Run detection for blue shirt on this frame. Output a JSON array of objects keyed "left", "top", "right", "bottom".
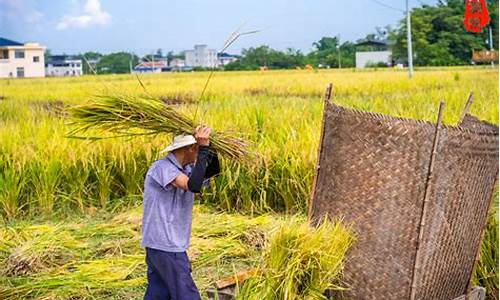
[{"left": 141, "top": 153, "right": 195, "bottom": 252}]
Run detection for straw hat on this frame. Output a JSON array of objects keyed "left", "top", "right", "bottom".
[{"left": 160, "top": 134, "right": 197, "bottom": 153}]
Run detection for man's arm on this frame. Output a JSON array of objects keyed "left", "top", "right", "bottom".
[
  {"left": 205, "top": 149, "right": 220, "bottom": 179},
  {"left": 171, "top": 146, "right": 211, "bottom": 193},
  {"left": 172, "top": 126, "right": 211, "bottom": 193}
]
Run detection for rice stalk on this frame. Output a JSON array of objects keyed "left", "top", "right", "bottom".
[
  {"left": 67, "top": 93, "right": 250, "bottom": 162},
  {"left": 236, "top": 218, "right": 356, "bottom": 300},
  {"left": 0, "top": 206, "right": 295, "bottom": 299},
  {"left": 474, "top": 198, "right": 499, "bottom": 300},
  {"left": 0, "top": 225, "right": 84, "bottom": 276}
]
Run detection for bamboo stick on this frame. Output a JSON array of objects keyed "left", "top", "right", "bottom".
[
  {"left": 308, "top": 83, "right": 333, "bottom": 223},
  {"left": 409, "top": 101, "right": 445, "bottom": 300},
  {"left": 459, "top": 92, "right": 474, "bottom": 123}
]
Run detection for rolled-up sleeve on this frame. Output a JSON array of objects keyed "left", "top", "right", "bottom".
[{"left": 148, "top": 161, "right": 181, "bottom": 189}]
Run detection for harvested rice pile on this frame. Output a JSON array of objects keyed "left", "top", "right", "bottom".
[{"left": 236, "top": 219, "right": 355, "bottom": 300}]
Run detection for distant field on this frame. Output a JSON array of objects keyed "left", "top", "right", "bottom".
[
  {"left": 0, "top": 67, "right": 498, "bottom": 217},
  {"left": 0, "top": 67, "right": 498, "bottom": 299}
]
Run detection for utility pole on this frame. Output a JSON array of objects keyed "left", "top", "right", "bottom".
[
  {"left": 406, "top": 0, "right": 414, "bottom": 78},
  {"left": 337, "top": 45, "right": 342, "bottom": 69},
  {"left": 488, "top": 25, "right": 495, "bottom": 68},
  {"left": 129, "top": 53, "right": 134, "bottom": 74},
  {"left": 152, "top": 50, "right": 155, "bottom": 72}
]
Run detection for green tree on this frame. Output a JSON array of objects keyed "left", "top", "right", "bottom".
[
  {"left": 96, "top": 52, "right": 139, "bottom": 74},
  {"left": 225, "top": 46, "right": 305, "bottom": 70},
  {"left": 391, "top": 0, "right": 498, "bottom": 66},
  {"left": 79, "top": 51, "right": 102, "bottom": 74},
  {"left": 313, "top": 36, "right": 339, "bottom": 51},
  {"left": 44, "top": 49, "right": 52, "bottom": 62},
  {"left": 307, "top": 36, "right": 357, "bottom": 68}
]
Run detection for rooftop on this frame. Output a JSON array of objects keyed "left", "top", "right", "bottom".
[
  {"left": 46, "top": 55, "right": 82, "bottom": 65},
  {"left": 355, "top": 39, "right": 393, "bottom": 47},
  {"left": 217, "top": 52, "right": 239, "bottom": 58},
  {"left": 135, "top": 61, "right": 168, "bottom": 68},
  {"left": 0, "top": 37, "right": 24, "bottom": 47}
]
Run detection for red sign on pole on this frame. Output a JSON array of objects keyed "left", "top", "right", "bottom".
[{"left": 464, "top": 0, "right": 491, "bottom": 33}]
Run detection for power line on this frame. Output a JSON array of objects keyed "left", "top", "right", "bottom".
[
  {"left": 417, "top": 0, "right": 433, "bottom": 6},
  {"left": 368, "top": 0, "right": 405, "bottom": 13}
]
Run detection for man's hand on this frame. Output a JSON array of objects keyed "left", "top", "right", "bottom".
[{"left": 194, "top": 125, "right": 211, "bottom": 146}]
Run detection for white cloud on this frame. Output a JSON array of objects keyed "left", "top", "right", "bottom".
[
  {"left": 0, "top": 0, "right": 44, "bottom": 24},
  {"left": 56, "top": 0, "right": 111, "bottom": 30}
]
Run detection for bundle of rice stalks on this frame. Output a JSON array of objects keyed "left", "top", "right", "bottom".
[
  {"left": 236, "top": 219, "right": 355, "bottom": 300},
  {"left": 68, "top": 94, "right": 249, "bottom": 162}
]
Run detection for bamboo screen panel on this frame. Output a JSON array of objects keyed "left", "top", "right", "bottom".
[{"left": 310, "top": 102, "right": 498, "bottom": 300}]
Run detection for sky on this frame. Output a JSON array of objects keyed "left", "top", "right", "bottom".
[{"left": 0, "top": 0, "right": 438, "bottom": 56}]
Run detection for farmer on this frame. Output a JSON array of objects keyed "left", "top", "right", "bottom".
[{"left": 141, "top": 126, "right": 220, "bottom": 300}]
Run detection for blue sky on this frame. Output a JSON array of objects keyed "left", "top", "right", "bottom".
[{"left": 1, "top": 0, "right": 437, "bottom": 56}]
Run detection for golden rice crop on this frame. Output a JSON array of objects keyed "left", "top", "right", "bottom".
[
  {"left": 0, "top": 67, "right": 497, "bottom": 298},
  {"left": 236, "top": 218, "right": 355, "bottom": 300}
]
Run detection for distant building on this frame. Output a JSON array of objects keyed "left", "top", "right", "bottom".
[
  {"left": 217, "top": 52, "right": 238, "bottom": 67},
  {"left": 45, "top": 55, "right": 83, "bottom": 77},
  {"left": 133, "top": 61, "right": 170, "bottom": 73},
  {"left": 0, "top": 37, "right": 45, "bottom": 78},
  {"left": 355, "top": 40, "right": 393, "bottom": 69},
  {"left": 152, "top": 54, "right": 168, "bottom": 62},
  {"left": 169, "top": 58, "right": 185, "bottom": 68},
  {"left": 185, "top": 45, "right": 217, "bottom": 68}
]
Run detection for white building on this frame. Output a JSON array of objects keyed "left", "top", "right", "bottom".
[
  {"left": 45, "top": 55, "right": 83, "bottom": 77},
  {"left": 356, "top": 51, "right": 392, "bottom": 68},
  {"left": 0, "top": 37, "right": 45, "bottom": 78},
  {"left": 355, "top": 40, "right": 393, "bottom": 69},
  {"left": 133, "top": 61, "right": 169, "bottom": 73},
  {"left": 169, "top": 58, "right": 185, "bottom": 68},
  {"left": 185, "top": 45, "right": 217, "bottom": 68},
  {"left": 217, "top": 52, "right": 238, "bottom": 67}
]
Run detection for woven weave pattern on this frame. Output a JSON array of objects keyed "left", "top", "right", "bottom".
[
  {"left": 310, "top": 103, "right": 498, "bottom": 300},
  {"left": 415, "top": 116, "right": 498, "bottom": 300}
]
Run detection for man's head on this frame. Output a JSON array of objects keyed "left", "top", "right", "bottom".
[
  {"left": 173, "top": 143, "right": 199, "bottom": 165},
  {"left": 161, "top": 127, "right": 212, "bottom": 166},
  {"left": 161, "top": 134, "right": 198, "bottom": 164}
]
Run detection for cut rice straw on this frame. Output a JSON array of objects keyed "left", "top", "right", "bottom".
[{"left": 67, "top": 93, "right": 250, "bottom": 163}]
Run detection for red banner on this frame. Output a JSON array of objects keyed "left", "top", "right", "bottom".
[{"left": 464, "top": 0, "right": 490, "bottom": 33}]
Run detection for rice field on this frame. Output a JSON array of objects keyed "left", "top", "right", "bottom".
[
  {"left": 0, "top": 206, "right": 301, "bottom": 299},
  {"left": 0, "top": 67, "right": 498, "bottom": 299}
]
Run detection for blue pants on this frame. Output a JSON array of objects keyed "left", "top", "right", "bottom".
[{"left": 144, "top": 248, "right": 201, "bottom": 300}]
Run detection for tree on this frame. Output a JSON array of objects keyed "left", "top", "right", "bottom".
[
  {"left": 313, "top": 37, "right": 339, "bottom": 51},
  {"left": 166, "top": 51, "right": 175, "bottom": 64},
  {"left": 307, "top": 36, "right": 357, "bottom": 68},
  {"left": 156, "top": 48, "right": 163, "bottom": 57},
  {"left": 79, "top": 51, "right": 103, "bottom": 74},
  {"left": 391, "top": 0, "right": 498, "bottom": 66},
  {"left": 225, "top": 46, "right": 305, "bottom": 70},
  {"left": 44, "top": 49, "right": 52, "bottom": 62},
  {"left": 96, "top": 52, "right": 139, "bottom": 74}
]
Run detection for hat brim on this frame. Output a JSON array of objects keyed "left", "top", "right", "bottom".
[{"left": 160, "top": 140, "right": 197, "bottom": 153}]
